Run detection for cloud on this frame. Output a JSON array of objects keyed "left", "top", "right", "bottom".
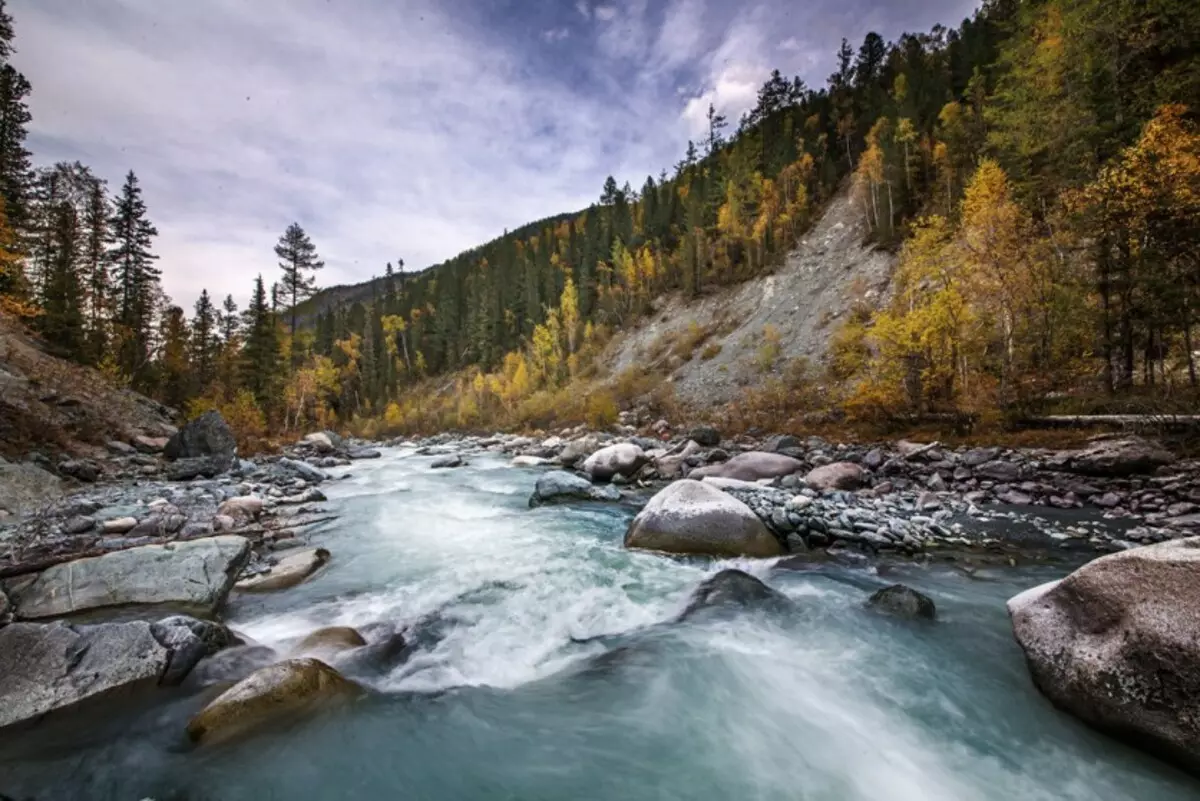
[{"left": 9, "top": 0, "right": 982, "bottom": 313}]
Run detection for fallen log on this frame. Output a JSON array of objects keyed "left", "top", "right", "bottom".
[{"left": 1018, "top": 415, "right": 1200, "bottom": 431}]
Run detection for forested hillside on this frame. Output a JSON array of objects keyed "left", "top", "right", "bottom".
[{"left": 0, "top": 0, "right": 1196, "bottom": 445}]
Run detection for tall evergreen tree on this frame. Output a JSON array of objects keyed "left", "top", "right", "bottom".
[
  {"left": 0, "top": 0, "right": 31, "bottom": 253},
  {"left": 158, "top": 304, "right": 191, "bottom": 409},
  {"left": 274, "top": 221, "right": 324, "bottom": 338},
  {"left": 37, "top": 200, "right": 83, "bottom": 357},
  {"left": 108, "top": 170, "right": 160, "bottom": 386},
  {"left": 191, "top": 289, "right": 219, "bottom": 391},
  {"left": 241, "top": 274, "right": 282, "bottom": 409},
  {"left": 81, "top": 175, "right": 109, "bottom": 363},
  {"left": 219, "top": 294, "right": 239, "bottom": 343}
]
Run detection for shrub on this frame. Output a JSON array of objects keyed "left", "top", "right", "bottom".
[
  {"left": 755, "top": 324, "right": 783, "bottom": 372},
  {"left": 586, "top": 391, "right": 619, "bottom": 428},
  {"left": 700, "top": 342, "right": 722, "bottom": 360}
]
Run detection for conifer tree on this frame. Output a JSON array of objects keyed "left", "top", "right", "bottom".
[
  {"left": 108, "top": 170, "right": 160, "bottom": 386},
  {"left": 158, "top": 304, "right": 191, "bottom": 409},
  {"left": 37, "top": 200, "right": 83, "bottom": 357},
  {"left": 191, "top": 289, "right": 219, "bottom": 391},
  {"left": 241, "top": 274, "right": 282, "bottom": 410},
  {"left": 81, "top": 175, "right": 109, "bottom": 363},
  {"left": 275, "top": 221, "right": 324, "bottom": 338}
]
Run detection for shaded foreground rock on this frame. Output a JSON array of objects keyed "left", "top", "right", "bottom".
[
  {"left": 1008, "top": 538, "right": 1200, "bottom": 774},
  {"left": 235, "top": 548, "right": 330, "bottom": 592},
  {"left": 624, "top": 479, "right": 783, "bottom": 557},
  {"left": 0, "top": 617, "right": 228, "bottom": 730},
  {"left": 164, "top": 410, "right": 237, "bottom": 470},
  {"left": 529, "top": 471, "right": 621, "bottom": 507},
  {"left": 186, "top": 657, "right": 361, "bottom": 746},
  {"left": 9, "top": 536, "right": 251, "bottom": 620},
  {"left": 679, "top": 569, "right": 790, "bottom": 621},
  {"left": 866, "top": 584, "right": 936, "bottom": 620},
  {"left": 689, "top": 451, "right": 804, "bottom": 482}
]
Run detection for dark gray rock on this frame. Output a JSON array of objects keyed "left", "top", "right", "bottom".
[
  {"left": 278, "top": 457, "right": 328, "bottom": 483},
  {"left": 150, "top": 616, "right": 235, "bottom": 685},
  {"left": 530, "top": 471, "right": 621, "bottom": 507},
  {"left": 866, "top": 584, "right": 936, "bottom": 620},
  {"left": 348, "top": 448, "right": 382, "bottom": 460},
  {"left": 764, "top": 434, "right": 801, "bottom": 453},
  {"left": 430, "top": 454, "right": 464, "bottom": 469},
  {"left": 63, "top": 515, "right": 96, "bottom": 535},
  {"left": 975, "top": 460, "right": 1021, "bottom": 482},
  {"left": 687, "top": 426, "right": 721, "bottom": 447},
  {"left": 963, "top": 447, "right": 1000, "bottom": 467},
  {"left": 678, "top": 569, "right": 791, "bottom": 621},
  {"left": 166, "top": 456, "right": 229, "bottom": 481},
  {"left": 164, "top": 411, "right": 236, "bottom": 472},
  {"left": 1062, "top": 437, "right": 1176, "bottom": 478},
  {"left": 863, "top": 448, "right": 885, "bottom": 470},
  {"left": 58, "top": 459, "right": 99, "bottom": 483}
]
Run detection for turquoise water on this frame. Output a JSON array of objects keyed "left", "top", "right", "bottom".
[{"left": 1, "top": 449, "right": 1197, "bottom": 800}]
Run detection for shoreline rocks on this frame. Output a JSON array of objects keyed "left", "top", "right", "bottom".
[{"left": 529, "top": 471, "right": 621, "bottom": 507}]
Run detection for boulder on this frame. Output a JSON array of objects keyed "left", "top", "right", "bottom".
[
  {"left": 654, "top": 440, "right": 701, "bottom": 480},
  {"left": 581, "top": 443, "right": 645, "bottom": 483},
  {"left": 558, "top": 436, "right": 602, "bottom": 468},
  {"left": 687, "top": 426, "right": 721, "bottom": 447},
  {"left": 235, "top": 548, "right": 330, "bottom": 592},
  {"left": 303, "top": 432, "right": 337, "bottom": 453},
  {"left": 292, "top": 626, "right": 367, "bottom": 657},
  {"left": 164, "top": 411, "right": 237, "bottom": 472},
  {"left": 185, "top": 658, "right": 361, "bottom": 746},
  {"left": 218, "top": 496, "right": 264, "bottom": 521},
  {"left": 102, "top": 516, "right": 138, "bottom": 534},
  {"left": 866, "top": 585, "right": 936, "bottom": 620},
  {"left": 529, "top": 471, "right": 621, "bottom": 507},
  {"left": 332, "top": 630, "right": 410, "bottom": 678},
  {"left": 1062, "top": 437, "right": 1176, "bottom": 478},
  {"left": 278, "top": 457, "right": 328, "bottom": 483},
  {"left": 624, "top": 480, "right": 783, "bottom": 558},
  {"left": 511, "top": 455, "right": 553, "bottom": 468},
  {"left": 58, "top": 459, "right": 99, "bottom": 483},
  {"left": 804, "top": 462, "right": 867, "bottom": 491},
  {"left": 678, "top": 569, "right": 791, "bottom": 621},
  {"left": 688, "top": 451, "right": 804, "bottom": 482},
  {"left": 430, "top": 454, "right": 464, "bottom": 469},
  {"left": 0, "top": 617, "right": 229, "bottom": 729},
  {"left": 347, "top": 448, "right": 381, "bottom": 460},
  {"left": 9, "top": 536, "right": 251, "bottom": 620},
  {"left": 132, "top": 435, "right": 169, "bottom": 454},
  {"left": 1008, "top": 539, "right": 1200, "bottom": 774},
  {"left": 166, "top": 456, "right": 230, "bottom": 481},
  {"left": 975, "top": 460, "right": 1022, "bottom": 483}
]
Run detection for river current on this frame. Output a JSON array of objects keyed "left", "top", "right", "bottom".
[{"left": 2, "top": 447, "right": 1197, "bottom": 800}]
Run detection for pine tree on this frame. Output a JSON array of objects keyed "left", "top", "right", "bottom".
[
  {"left": 158, "top": 305, "right": 191, "bottom": 409},
  {"left": 706, "top": 103, "right": 728, "bottom": 155},
  {"left": 37, "top": 200, "right": 84, "bottom": 357},
  {"left": 241, "top": 274, "right": 282, "bottom": 410},
  {"left": 219, "top": 294, "right": 239, "bottom": 343},
  {"left": 0, "top": 61, "right": 32, "bottom": 248},
  {"left": 81, "top": 175, "right": 110, "bottom": 363},
  {"left": 274, "top": 222, "right": 324, "bottom": 338},
  {"left": 191, "top": 289, "right": 219, "bottom": 391},
  {"left": 108, "top": 170, "right": 160, "bottom": 386}
]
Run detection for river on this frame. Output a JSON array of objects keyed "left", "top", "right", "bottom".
[{"left": 2, "top": 447, "right": 1197, "bottom": 800}]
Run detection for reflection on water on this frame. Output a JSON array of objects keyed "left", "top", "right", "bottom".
[{"left": 1, "top": 449, "right": 1196, "bottom": 800}]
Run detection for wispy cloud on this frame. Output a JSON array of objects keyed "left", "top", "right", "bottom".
[{"left": 10, "top": 0, "right": 979, "bottom": 312}]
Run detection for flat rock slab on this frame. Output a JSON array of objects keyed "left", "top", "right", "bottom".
[
  {"left": 9, "top": 535, "right": 251, "bottom": 620},
  {"left": 236, "top": 548, "right": 330, "bottom": 592}
]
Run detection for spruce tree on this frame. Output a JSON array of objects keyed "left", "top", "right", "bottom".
[
  {"left": 274, "top": 222, "right": 323, "bottom": 337},
  {"left": 158, "top": 304, "right": 191, "bottom": 409},
  {"left": 37, "top": 200, "right": 83, "bottom": 357},
  {"left": 241, "top": 274, "right": 281, "bottom": 409},
  {"left": 191, "top": 289, "right": 219, "bottom": 391},
  {"left": 108, "top": 170, "right": 160, "bottom": 386},
  {"left": 0, "top": 38, "right": 32, "bottom": 248},
  {"left": 219, "top": 294, "right": 239, "bottom": 343},
  {"left": 82, "top": 175, "right": 110, "bottom": 363}
]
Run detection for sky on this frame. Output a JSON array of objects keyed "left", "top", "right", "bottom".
[{"left": 11, "top": 0, "right": 979, "bottom": 313}]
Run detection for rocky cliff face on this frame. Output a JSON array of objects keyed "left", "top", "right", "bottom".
[{"left": 608, "top": 182, "right": 894, "bottom": 408}]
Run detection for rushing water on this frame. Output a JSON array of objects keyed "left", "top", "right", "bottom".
[{"left": 2, "top": 448, "right": 1198, "bottom": 800}]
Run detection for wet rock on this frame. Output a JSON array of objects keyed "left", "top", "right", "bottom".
[
  {"left": 278, "top": 457, "right": 328, "bottom": 483},
  {"left": 347, "top": 448, "right": 381, "bottom": 460},
  {"left": 511, "top": 455, "right": 553, "bottom": 468},
  {"left": 689, "top": 451, "right": 804, "bottom": 482},
  {"left": 430, "top": 454, "right": 464, "bottom": 469},
  {"left": 292, "top": 626, "right": 367, "bottom": 657},
  {"left": 804, "top": 462, "right": 867, "bottom": 491},
  {"left": 166, "top": 456, "right": 229, "bottom": 481},
  {"left": 678, "top": 569, "right": 791, "bottom": 621},
  {"left": 687, "top": 426, "right": 721, "bottom": 447},
  {"left": 0, "top": 617, "right": 225, "bottom": 730},
  {"left": 184, "top": 644, "right": 279, "bottom": 689},
  {"left": 1008, "top": 539, "right": 1200, "bottom": 774},
  {"left": 582, "top": 443, "right": 646, "bottom": 483},
  {"left": 235, "top": 548, "right": 330, "bottom": 592},
  {"left": 185, "top": 658, "right": 362, "bottom": 746},
  {"left": 150, "top": 616, "right": 235, "bottom": 685},
  {"left": 866, "top": 585, "right": 936, "bottom": 620},
  {"left": 624, "top": 479, "right": 783, "bottom": 558},
  {"left": 165, "top": 411, "right": 237, "bottom": 472},
  {"left": 529, "top": 471, "right": 621, "bottom": 507},
  {"left": 1062, "top": 437, "right": 1176, "bottom": 478},
  {"left": 63, "top": 515, "right": 96, "bottom": 535},
  {"left": 333, "top": 630, "right": 410, "bottom": 678},
  {"left": 279, "top": 487, "right": 327, "bottom": 505},
  {"left": 9, "top": 535, "right": 251, "bottom": 620},
  {"left": 975, "top": 460, "right": 1021, "bottom": 483},
  {"left": 58, "top": 459, "right": 99, "bottom": 483}
]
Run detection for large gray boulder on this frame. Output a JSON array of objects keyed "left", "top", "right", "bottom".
[
  {"left": 1008, "top": 538, "right": 1200, "bottom": 774},
  {"left": 804, "top": 462, "right": 867, "bottom": 491},
  {"left": 1061, "top": 437, "right": 1176, "bottom": 478},
  {"left": 582, "top": 443, "right": 646, "bottom": 482},
  {"left": 9, "top": 535, "right": 251, "bottom": 620},
  {"left": 558, "top": 436, "right": 601, "bottom": 468},
  {"left": 529, "top": 471, "right": 621, "bottom": 507},
  {"left": 624, "top": 480, "right": 783, "bottom": 558},
  {"left": 0, "top": 617, "right": 230, "bottom": 729},
  {"left": 689, "top": 451, "right": 804, "bottom": 482},
  {"left": 866, "top": 584, "right": 936, "bottom": 620},
  {"left": 164, "top": 411, "right": 237, "bottom": 472}
]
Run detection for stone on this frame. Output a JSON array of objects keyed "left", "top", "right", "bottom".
[
  {"left": 529, "top": 471, "right": 621, "bottom": 507},
  {"left": 862, "top": 448, "right": 885, "bottom": 470},
  {"left": 511, "top": 455, "right": 552, "bottom": 468},
  {"left": 687, "top": 426, "right": 721, "bottom": 447},
  {"left": 0, "top": 588, "right": 9, "bottom": 623},
  {"left": 654, "top": 440, "right": 701, "bottom": 480},
  {"left": 9, "top": 536, "right": 251, "bottom": 620},
  {"left": 278, "top": 457, "right": 328, "bottom": 483},
  {"left": 1093, "top": 492, "right": 1122, "bottom": 509},
  {"left": 764, "top": 434, "right": 801, "bottom": 453},
  {"left": 185, "top": 658, "right": 361, "bottom": 746},
  {"left": 132, "top": 435, "right": 169, "bottom": 454},
  {"left": 558, "top": 436, "right": 601, "bottom": 468},
  {"left": 150, "top": 616, "right": 236, "bottom": 685},
  {"left": 581, "top": 443, "right": 646, "bottom": 483},
  {"left": 962, "top": 447, "right": 999, "bottom": 467},
  {"left": 624, "top": 480, "right": 783, "bottom": 558},
  {"left": 975, "top": 460, "right": 1021, "bottom": 483},
  {"left": 166, "top": 456, "right": 229, "bottom": 481},
  {"left": 292, "top": 626, "right": 367, "bottom": 657},
  {"left": 1008, "top": 539, "right": 1200, "bottom": 774},
  {"left": 1063, "top": 437, "right": 1176, "bottom": 478},
  {"left": 218, "top": 496, "right": 264, "bottom": 521},
  {"left": 917, "top": 491, "right": 941, "bottom": 511},
  {"left": 63, "top": 515, "right": 95, "bottom": 535},
  {"left": 0, "top": 617, "right": 227, "bottom": 729},
  {"left": 999, "top": 490, "right": 1033, "bottom": 506},
  {"left": 106, "top": 440, "right": 136, "bottom": 455},
  {"left": 303, "top": 432, "right": 336, "bottom": 453},
  {"left": 101, "top": 516, "right": 138, "bottom": 534},
  {"left": 689, "top": 451, "right": 804, "bottom": 482},
  {"left": 867, "top": 585, "right": 936, "bottom": 620},
  {"left": 347, "top": 448, "right": 381, "bottom": 460},
  {"left": 430, "top": 454, "right": 464, "bottom": 469},
  {"left": 164, "top": 411, "right": 237, "bottom": 474},
  {"left": 678, "top": 569, "right": 791, "bottom": 621},
  {"left": 235, "top": 548, "right": 330, "bottom": 592},
  {"left": 804, "top": 462, "right": 867, "bottom": 491},
  {"left": 58, "top": 459, "right": 99, "bottom": 483}
]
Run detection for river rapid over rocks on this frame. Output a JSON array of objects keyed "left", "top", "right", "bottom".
[{"left": 1, "top": 444, "right": 1199, "bottom": 800}]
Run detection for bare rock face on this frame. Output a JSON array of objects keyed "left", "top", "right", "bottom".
[
  {"left": 689, "top": 451, "right": 804, "bottom": 482},
  {"left": 1008, "top": 538, "right": 1200, "bottom": 774},
  {"left": 804, "top": 462, "right": 867, "bottom": 491},
  {"left": 185, "top": 657, "right": 361, "bottom": 746},
  {"left": 624, "top": 479, "right": 783, "bottom": 558},
  {"left": 9, "top": 536, "right": 251, "bottom": 620},
  {"left": 1060, "top": 437, "right": 1176, "bottom": 478}
]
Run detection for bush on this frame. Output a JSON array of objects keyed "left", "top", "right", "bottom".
[
  {"left": 700, "top": 342, "right": 722, "bottom": 360},
  {"left": 755, "top": 324, "right": 783, "bottom": 372},
  {"left": 586, "top": 391, "right": 619, "bottom": 428}
]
